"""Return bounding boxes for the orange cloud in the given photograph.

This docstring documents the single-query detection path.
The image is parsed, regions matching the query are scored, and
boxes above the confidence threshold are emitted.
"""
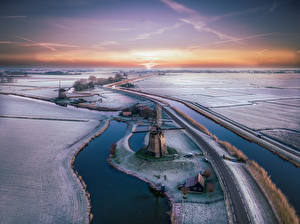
[0,47,299,68]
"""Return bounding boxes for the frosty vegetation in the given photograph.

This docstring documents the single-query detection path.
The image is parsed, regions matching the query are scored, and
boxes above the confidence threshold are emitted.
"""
[73,73,124,91]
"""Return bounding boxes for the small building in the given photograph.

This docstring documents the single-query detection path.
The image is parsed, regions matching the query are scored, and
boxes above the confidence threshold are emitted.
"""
[181,173,206,193]
[122,111,132,116]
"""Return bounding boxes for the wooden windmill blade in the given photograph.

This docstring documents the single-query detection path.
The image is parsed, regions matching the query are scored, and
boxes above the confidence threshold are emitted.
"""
[155,103,162,127]
[160,127,185,131]
[132,129,150,133]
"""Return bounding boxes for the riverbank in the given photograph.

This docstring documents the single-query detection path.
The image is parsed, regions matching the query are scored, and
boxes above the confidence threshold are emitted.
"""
[71,120,110,222]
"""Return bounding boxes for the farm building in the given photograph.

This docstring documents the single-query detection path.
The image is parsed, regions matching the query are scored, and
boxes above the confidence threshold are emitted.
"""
[180,173,206,193]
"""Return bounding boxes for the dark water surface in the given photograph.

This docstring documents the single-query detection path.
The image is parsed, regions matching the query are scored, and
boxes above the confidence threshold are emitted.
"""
[74,120,170,224]
[159,97,300,216]
[129,132,147,152]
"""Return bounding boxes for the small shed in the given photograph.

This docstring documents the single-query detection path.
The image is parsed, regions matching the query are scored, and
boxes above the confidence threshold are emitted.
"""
[122,111,132,116]
[183,173,205,193]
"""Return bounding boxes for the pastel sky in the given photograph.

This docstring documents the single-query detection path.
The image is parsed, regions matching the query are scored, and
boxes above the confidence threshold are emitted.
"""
[0,0,300,68]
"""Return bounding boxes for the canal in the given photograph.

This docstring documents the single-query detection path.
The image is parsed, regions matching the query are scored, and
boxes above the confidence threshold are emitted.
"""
[129,132,147,152]
[74,120,170,224]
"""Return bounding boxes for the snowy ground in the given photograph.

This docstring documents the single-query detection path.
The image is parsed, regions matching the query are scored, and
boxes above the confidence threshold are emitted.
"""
[0,94,110,120]
[0,73,146,111]
[90,87,146,110]
[0,94,108,223]
[172,201,227,224]
[0,69,142,100]
[111,122,228,224]
[133,72,300,149]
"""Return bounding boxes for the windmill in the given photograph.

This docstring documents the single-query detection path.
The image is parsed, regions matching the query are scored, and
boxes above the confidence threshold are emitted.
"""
[57,80,67,99]
[134,103,183,158]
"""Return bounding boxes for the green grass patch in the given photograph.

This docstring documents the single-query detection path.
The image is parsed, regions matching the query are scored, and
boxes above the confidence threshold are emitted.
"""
[135,147,178,161]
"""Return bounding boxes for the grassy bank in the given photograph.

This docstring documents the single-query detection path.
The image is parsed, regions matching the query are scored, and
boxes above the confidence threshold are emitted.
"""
[172,106,248,162]
[247,161,299,224]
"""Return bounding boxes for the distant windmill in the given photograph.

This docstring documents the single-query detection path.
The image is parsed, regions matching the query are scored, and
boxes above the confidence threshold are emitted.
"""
[57,80,67,99]
[134,103,183,158]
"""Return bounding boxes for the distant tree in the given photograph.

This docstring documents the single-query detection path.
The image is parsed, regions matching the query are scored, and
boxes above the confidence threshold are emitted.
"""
[140,106,155,119]
[114,73,123,81]
[88,75,97,83]
[73,79,94,91]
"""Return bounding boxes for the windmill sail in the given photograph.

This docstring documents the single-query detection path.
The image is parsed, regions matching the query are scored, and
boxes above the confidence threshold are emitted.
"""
[156,103,162,127]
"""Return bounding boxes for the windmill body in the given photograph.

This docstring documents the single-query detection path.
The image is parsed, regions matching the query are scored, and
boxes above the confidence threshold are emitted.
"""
[147,125,168,158]
[134,103,183,158]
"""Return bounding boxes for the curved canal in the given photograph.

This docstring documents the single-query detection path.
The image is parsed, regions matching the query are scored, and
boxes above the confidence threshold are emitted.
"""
[74,120,170,224]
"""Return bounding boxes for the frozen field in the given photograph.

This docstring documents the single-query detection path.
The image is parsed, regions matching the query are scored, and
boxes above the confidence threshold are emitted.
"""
[0,94,107,223]
[91,87,146,109]
[0,70,146,110]
[134,72,300,149]
[0,94,107,119]
[0,67,140,99]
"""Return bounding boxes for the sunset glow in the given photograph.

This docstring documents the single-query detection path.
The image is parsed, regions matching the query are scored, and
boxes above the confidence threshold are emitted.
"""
[0,0,299,68]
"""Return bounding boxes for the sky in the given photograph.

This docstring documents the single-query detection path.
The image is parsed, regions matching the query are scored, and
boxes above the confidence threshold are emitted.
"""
[0,0,300,68]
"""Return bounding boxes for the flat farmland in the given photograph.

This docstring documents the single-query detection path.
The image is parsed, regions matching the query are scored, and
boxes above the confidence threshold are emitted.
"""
[134,72,300,150]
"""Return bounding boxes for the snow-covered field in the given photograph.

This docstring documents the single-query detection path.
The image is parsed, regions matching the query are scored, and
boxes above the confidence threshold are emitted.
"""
[133,72,300,149]
[0,71,146,110]
[0,94,108,223]
[92,87,146,109]
[173,201,227,224]
[0,94,108,119]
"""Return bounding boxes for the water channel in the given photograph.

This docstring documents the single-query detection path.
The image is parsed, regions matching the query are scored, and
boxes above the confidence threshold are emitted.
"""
[74,120,170,224]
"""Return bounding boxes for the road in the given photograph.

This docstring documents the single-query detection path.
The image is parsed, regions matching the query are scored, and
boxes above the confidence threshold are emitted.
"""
[163,106,251,224]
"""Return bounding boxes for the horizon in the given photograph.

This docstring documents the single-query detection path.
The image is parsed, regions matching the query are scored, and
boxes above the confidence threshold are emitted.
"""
[1,0,300,68]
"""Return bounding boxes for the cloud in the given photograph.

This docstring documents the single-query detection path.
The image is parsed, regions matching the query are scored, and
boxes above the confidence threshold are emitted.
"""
[0,37,79,51]
[160,0,196,14]
[161,0,236,41]
[188,32,276,49]
[94,41,118,48]
[209,6,264,22]
[180,17,236,40]
[0,41,16,44]
[0,16,27,19]
[135,22,182,40]
[109,27,135,31]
